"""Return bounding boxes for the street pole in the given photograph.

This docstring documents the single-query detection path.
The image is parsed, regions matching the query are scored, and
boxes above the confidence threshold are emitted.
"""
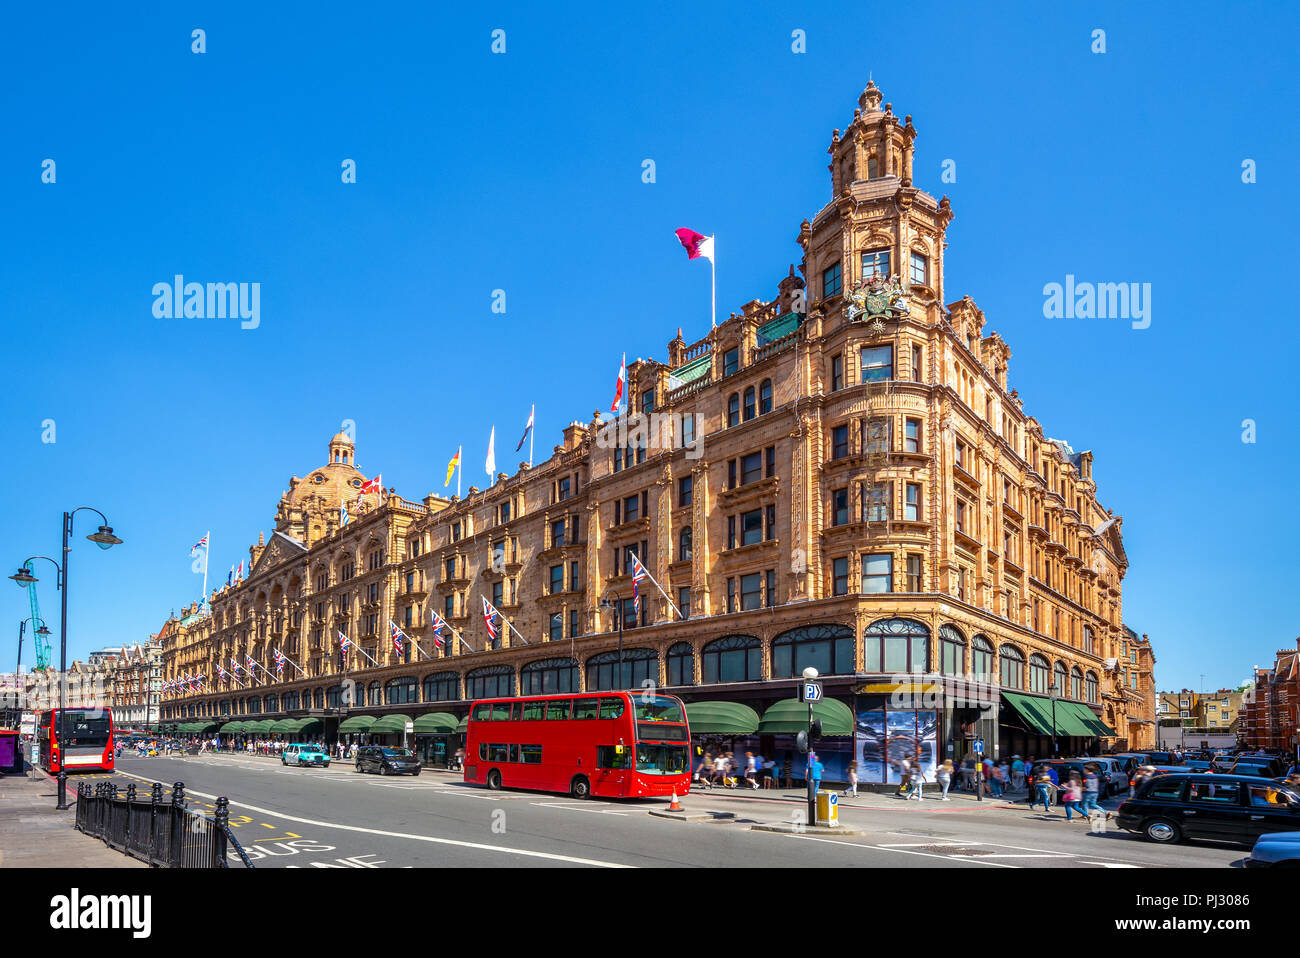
[57,511,70,810]
[617,601,624,689]
[1050,683,1059,758]
[807,697,815,826]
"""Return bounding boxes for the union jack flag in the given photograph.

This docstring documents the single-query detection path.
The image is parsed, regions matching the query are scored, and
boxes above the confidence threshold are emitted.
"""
[274,649,286,675]
[191,534,208,554]
[218,665,229,685]
[630,552,649,615]
[429,612,446,650]
[339,632,352,655]
[246,654,257,673]
[482,596,499,641]
[390,621,405,656]
[230,656,241,674]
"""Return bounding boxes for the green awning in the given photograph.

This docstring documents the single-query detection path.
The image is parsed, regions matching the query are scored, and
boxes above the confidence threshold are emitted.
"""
[1061,701,1117,737]
[369,714,413,735]
[413,712,458,734]
[245,720,275,734]
[684,701,760,735]
[219,721,246,734]
[337,714,377,733]
[757,698,854,736]
[1001,692,1054,735]
[1002,692,1097,737]
[191,721,219,734]
[455,715,469,734]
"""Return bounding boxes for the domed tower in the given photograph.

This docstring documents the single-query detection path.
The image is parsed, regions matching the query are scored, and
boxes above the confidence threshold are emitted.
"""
[274,433,368,545]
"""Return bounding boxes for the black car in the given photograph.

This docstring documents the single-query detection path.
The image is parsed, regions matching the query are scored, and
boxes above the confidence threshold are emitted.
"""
[1116,773,1300,845]
[1221,757,1287,779]
[355,746,421,776]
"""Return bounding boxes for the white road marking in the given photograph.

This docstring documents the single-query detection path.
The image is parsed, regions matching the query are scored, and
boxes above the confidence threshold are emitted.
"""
[532,802,629,817]
[785,834,1018,867]
[112,771,630,868]
[1081,862,1139,868]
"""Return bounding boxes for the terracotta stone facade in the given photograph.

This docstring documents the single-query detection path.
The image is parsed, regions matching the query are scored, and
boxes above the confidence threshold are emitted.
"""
[160,82,1154,767]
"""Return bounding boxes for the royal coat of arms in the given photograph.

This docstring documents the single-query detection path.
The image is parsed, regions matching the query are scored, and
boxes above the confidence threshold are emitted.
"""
[845,275,908,327]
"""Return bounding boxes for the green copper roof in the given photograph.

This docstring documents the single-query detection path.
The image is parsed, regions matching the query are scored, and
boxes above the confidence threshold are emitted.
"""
[670,352,712,385]
[757,311,800,344]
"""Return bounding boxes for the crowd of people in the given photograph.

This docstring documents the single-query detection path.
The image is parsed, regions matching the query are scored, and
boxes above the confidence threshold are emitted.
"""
[693,750,795,789]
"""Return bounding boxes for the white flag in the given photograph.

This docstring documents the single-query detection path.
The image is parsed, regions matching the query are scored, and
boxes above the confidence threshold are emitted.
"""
[485,425,496,480]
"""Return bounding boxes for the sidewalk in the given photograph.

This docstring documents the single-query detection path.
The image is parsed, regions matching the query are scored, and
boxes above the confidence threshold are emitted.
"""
[0,767,146,867]
[684,781,1126,815]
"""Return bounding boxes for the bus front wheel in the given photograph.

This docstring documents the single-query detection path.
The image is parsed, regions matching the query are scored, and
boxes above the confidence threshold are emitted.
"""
[487,769,502,790]
[570,775,591,799]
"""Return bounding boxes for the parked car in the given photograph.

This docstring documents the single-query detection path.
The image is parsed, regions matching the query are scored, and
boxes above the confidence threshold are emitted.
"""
[1111,754,1146,776]
[1221,757,1287,779]
[355,745,421,776]
[282,743,331,768]
[1245,831,1300,868]
[1061,757,1129,796]
[1116,773,1300,845]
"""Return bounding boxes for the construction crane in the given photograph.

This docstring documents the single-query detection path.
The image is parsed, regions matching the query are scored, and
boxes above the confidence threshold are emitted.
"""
[23,560,52,670]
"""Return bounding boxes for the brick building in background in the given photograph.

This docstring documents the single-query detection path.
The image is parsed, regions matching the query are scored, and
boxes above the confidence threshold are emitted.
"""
[161,81,1154,781]
[1243,640,1299,753]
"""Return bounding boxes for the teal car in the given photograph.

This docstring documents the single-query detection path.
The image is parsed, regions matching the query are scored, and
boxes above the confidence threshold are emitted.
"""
[282,743,331,768]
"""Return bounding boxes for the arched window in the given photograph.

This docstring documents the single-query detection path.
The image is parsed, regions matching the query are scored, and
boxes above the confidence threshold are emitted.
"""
[385,676,418,705]
[422,671,459,702]
[939,625,965,676]
[999,645,1026,689]
[325,685,345,708]
[971,634,994,682]
[701,635,761,684]
[1085,671,1099,704]
[247,697,261,714]
[367,681,382,707]
[466,665,514,700]
[771,624,854,678]
[727,393,740,427]
[586,648,657,691]
[1028,654,1050,694]
[521,657,579,695]
[867,156,878,179]
[679,526,692,562]
[863,618,929,673]
[666,642,694,686]
[759,379,773,415]
[743,387,756,421]
[1053,660,1069,697]
[1070,666,1084,701]
[263,694,278,713]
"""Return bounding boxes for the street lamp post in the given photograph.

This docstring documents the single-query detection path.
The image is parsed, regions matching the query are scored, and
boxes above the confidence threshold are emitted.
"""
[599,592,624,689]
[803,666,818,827]
[1049,681,1059,757]
[11,508,122,811]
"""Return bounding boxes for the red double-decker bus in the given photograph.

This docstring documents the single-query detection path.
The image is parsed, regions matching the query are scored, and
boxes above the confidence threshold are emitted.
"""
[464,691,690,799]
[38,707,115,773]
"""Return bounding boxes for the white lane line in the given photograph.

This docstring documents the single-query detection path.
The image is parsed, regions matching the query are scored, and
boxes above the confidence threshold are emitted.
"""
[878,842,969,847]
[532,802,629,817]
[1082,862,1140,868]
[967,853,1072,859]
[112,771,630,868]
[784,834,1018,867]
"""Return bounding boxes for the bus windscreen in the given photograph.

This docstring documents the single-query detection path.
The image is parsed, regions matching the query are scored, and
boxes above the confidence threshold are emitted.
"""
[59,711,111,747]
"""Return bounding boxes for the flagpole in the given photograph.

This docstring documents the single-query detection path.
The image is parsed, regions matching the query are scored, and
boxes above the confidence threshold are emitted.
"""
[711,245,716,329]
[277,649,308,678]
[201,531,210,608]
[529,404,534,469]
[636,557,685,620]
[480,593,530,646]
[458,445,462,499]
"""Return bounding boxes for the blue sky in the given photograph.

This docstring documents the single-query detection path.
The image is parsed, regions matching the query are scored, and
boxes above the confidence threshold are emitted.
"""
[1,2,1295,691]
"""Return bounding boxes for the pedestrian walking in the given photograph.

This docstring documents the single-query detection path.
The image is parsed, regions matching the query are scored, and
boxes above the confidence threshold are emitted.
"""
[1081,765,1102,816]
[843,760,859,798]
[713,751,728,787]
[782,756,793,789]
[1061,773,1085,822]
[744,751,760,789]
[1029,767,1056,814]
[809,752,824,793]
[909,759,926,801]
[937,758,953,800]
[895,754,913,797]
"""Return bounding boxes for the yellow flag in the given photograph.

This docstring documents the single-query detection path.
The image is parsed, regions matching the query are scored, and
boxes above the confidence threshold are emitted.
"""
[445,449,461,487]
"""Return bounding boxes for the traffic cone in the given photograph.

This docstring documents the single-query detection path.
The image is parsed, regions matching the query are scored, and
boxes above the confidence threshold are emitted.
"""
[668,789,682,811]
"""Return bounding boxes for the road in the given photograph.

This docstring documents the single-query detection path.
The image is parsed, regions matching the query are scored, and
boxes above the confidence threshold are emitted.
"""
[81,755,1247,869]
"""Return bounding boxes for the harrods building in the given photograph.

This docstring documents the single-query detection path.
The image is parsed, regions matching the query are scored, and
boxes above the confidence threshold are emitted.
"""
[160,82,1156,782]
